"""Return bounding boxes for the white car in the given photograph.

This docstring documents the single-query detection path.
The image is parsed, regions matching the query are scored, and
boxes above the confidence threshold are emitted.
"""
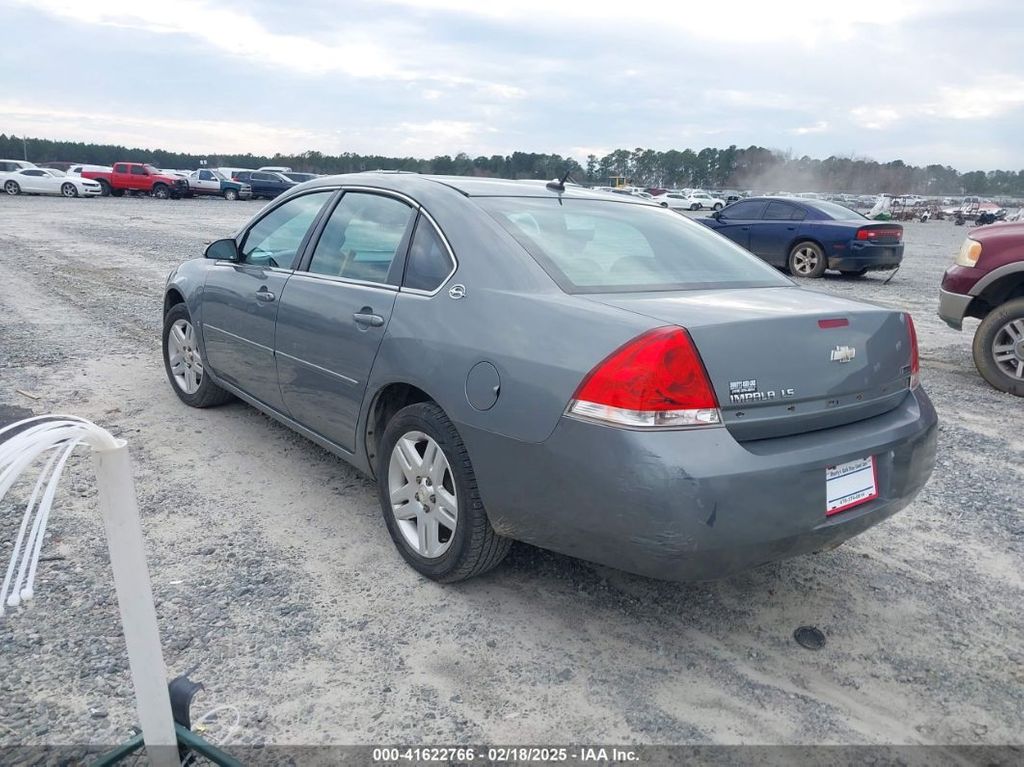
[2,168,102,197]
[681,192,725,211]
[653,191,698,210]
[66,163,113,177]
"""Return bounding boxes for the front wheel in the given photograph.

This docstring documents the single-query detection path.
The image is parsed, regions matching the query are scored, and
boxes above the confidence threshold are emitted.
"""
[788,241,827,278]
[223,188,239,201]
[4,180,20,195]
[162,303,234,407]
[61,183,79,198]
[973,297,1024,397]
[152,184,170,200]
[377,402,511,582]
[690,203,700,211]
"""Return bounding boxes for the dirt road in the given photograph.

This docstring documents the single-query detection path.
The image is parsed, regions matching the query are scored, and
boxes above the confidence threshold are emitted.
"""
[0,195,1021,749]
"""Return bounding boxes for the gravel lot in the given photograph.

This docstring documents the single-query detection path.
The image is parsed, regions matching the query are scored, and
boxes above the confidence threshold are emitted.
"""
[0,195,1021,753]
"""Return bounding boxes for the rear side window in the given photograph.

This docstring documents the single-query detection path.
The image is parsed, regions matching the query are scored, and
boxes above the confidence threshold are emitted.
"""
[476,198,790,293]
[403,217,454,292]
[307,193,415,284]
[763,201,805,221]
[114,164,128,173]
[130,165,146,176]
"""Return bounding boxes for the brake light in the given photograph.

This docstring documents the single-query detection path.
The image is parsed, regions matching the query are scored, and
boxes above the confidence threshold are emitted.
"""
[567,327,721,428]
[856,226,902,242]
[905,313,920,389]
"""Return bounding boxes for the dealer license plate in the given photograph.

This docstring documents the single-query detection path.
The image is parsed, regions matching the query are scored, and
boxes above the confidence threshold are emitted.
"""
[825,456,878,516]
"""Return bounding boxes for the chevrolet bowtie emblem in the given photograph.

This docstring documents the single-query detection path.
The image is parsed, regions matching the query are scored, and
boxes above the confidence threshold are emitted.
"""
[830,345,856,363]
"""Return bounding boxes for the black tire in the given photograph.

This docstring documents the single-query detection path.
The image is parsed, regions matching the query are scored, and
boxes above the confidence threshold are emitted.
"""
[787,241,827,278]
[162,303,234,407]
[97,180,111,197]
[61,183,78,198]
[377,402,511,582]
[690,203,700,211]
[152,183,170,199]
[972,297,1024,397]
[110,188,124,197]
[4,180,20,195]
[223,188,239,201]
[841,268,868,278]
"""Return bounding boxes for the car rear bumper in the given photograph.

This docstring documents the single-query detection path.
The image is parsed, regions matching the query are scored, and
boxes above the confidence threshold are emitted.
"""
[828,241,904,272]
[462,387,937,581]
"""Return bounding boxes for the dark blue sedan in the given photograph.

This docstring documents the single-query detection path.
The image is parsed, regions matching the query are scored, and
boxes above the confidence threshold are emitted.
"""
[699,197,903,278]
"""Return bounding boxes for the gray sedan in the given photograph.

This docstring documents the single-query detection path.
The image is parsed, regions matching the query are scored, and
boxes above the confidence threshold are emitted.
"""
[162,174,937,582]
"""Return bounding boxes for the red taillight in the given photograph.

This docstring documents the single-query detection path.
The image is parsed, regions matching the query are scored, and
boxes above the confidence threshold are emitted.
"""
[818,318,849,329]
[568,327,721,428]
[856,226,902,242]
[905,313,920,389]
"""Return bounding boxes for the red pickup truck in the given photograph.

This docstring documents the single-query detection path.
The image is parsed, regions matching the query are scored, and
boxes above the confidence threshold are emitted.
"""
[82,162,188,199]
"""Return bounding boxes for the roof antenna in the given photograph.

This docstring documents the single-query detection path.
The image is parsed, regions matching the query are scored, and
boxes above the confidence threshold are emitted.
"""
[546,168,574,193]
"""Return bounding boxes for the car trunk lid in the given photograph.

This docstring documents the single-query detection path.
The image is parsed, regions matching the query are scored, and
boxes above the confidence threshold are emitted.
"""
[585,287,913,441]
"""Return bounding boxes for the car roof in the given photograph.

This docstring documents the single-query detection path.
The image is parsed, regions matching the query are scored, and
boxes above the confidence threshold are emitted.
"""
[303,172,658,204]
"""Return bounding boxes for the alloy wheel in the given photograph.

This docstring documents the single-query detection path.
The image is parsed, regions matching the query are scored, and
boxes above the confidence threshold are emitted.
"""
[167,318,203,394]
[388,431,458,558]
[791,246,821,276]
[62,183,77,198]
[992,318,1024,381]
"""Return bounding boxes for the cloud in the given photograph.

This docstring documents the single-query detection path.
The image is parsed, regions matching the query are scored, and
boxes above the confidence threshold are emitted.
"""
[851,75,1024,129]
[792,121,829,135]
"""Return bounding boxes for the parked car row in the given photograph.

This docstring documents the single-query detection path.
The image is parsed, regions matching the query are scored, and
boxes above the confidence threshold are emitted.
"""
[1,159,324,201]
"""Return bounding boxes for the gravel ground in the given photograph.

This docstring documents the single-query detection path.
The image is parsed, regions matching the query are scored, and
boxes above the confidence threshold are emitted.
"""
[0,195,1021,753]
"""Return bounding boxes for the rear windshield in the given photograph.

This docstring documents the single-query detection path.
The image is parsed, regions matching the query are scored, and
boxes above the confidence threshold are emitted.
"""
[475,197,791,293]
[812,200,865,220]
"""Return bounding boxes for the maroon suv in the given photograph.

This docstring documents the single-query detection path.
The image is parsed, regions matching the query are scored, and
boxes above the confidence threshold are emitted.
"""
[939,221,1024,396]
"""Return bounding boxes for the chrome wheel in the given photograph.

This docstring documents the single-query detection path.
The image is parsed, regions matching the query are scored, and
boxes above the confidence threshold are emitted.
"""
[388,431,458,558]
[992,318,1024,381]
[167,318,203,394]
[791,245,821,276]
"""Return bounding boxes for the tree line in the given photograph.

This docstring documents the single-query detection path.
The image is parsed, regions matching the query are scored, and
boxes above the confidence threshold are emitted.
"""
[2,133,1021,197]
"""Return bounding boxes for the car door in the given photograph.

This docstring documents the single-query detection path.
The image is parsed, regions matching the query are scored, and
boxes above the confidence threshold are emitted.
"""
[18,169,48,193]
[201,190,335,410]
[129,164,150,191]
[195,169,219,194]
[709,200,764,250]
[748,201,806,265]
[274,190,417,452]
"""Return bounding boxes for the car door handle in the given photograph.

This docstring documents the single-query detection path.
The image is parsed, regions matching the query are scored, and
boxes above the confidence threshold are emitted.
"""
[353,311,384,327]
[255,288,275,302]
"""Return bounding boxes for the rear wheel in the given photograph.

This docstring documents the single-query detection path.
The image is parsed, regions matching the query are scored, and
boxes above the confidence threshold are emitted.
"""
[788,241,827,278]
[223,188,239,201]
[4,180,20,195]
[690,202,700,211]
[162,303,234,407]
[712,203,723,211]
[377,402,511,582]
[97,180,111,197]
[152,184,170,199]
[61,183,78,198]
[973,297,1024,397]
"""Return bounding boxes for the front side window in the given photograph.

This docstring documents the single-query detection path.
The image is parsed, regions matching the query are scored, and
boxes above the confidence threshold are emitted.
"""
[477,197,790,293]
[404,217,454,292]
[199,170,214,181]
[307,193,415,284]
[240,191,333,268]
[721,200,765,219]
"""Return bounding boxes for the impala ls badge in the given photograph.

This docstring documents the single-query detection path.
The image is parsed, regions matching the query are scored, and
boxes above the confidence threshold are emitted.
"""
[830,345,856,363]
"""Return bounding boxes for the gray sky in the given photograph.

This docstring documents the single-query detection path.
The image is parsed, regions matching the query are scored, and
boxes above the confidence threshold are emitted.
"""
[2,0,1021,170]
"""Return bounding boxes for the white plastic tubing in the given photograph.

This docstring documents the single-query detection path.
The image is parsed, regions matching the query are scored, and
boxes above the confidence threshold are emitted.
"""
[0,415,179,766]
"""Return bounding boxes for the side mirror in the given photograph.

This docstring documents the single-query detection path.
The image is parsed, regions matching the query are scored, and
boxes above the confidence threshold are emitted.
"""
[205,238,240,262]
[710,210,722,220]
